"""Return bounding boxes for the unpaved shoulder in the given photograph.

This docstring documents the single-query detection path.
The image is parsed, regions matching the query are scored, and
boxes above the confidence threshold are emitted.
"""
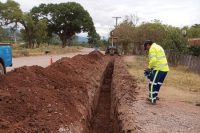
[133,86,200,133]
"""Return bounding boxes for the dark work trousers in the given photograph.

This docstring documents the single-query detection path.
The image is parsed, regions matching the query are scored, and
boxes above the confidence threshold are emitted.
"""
[149,70,168,103]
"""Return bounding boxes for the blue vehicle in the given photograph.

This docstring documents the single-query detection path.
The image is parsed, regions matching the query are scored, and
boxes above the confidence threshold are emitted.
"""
[0,43,12,74]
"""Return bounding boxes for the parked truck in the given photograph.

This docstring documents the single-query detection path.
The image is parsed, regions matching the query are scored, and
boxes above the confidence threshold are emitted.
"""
[0,43,12,74]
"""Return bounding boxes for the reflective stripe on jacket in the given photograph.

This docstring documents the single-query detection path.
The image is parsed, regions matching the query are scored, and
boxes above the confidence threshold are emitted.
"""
[148,43,169,72]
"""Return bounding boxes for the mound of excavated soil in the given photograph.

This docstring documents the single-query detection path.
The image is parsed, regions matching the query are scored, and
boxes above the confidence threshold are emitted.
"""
[111,57,137,132]
[0,51,110,132]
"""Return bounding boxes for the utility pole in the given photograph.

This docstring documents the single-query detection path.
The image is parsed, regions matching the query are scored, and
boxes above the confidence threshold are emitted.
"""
[111,31,114,47]
[111,17,121,47]
[112,17,121,27]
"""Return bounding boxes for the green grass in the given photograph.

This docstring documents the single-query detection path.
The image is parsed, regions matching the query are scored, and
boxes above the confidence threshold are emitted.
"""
[12,44,83,57]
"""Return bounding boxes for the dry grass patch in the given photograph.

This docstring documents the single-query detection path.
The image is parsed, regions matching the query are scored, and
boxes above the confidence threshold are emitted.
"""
[12,44,83,57]
[124,55,200,104]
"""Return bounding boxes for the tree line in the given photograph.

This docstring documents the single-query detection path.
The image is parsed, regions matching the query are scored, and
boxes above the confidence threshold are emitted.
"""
[0,0,100,48]
[112,16,200,56]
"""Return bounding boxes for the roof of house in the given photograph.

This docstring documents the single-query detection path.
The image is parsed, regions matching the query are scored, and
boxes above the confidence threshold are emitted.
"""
[188,38,200,46]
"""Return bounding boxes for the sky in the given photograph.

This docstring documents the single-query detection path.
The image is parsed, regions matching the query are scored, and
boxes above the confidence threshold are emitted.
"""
[1,0,200,37]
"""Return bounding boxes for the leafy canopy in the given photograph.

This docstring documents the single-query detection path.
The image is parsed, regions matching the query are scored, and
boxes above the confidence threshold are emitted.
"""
[31,2,96,47]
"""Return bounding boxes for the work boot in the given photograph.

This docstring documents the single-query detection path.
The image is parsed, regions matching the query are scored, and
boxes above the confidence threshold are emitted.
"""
[146,97,158,101]
[146,98,156,105]
[150,99,156,105]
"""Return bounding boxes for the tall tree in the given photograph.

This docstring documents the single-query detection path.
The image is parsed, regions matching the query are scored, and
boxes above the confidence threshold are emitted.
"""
[161,26,187,53]
[113,21,135,54]
[0,0,22,43]
[0,0,23,26]
[0,0,48,48]
[20,13,48,48]
[134,22,166,44]
[31,2,95,47]
[111,18,189,54]
[187,24,200,38]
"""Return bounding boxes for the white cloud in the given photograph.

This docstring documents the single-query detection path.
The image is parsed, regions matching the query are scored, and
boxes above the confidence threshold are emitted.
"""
[1,0,200,37]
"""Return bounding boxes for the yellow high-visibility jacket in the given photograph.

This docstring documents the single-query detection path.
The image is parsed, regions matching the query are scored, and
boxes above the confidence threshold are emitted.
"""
[148,43,169,72]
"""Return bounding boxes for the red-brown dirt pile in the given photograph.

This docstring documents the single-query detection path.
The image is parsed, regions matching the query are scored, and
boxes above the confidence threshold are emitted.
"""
[0,51,110,132]
[111,57,137,132]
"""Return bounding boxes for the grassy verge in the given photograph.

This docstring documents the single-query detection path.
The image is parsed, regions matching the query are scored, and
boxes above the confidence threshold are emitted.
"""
[124,55,200,104]
[125,55,200,92]
[124,56,147,84]
[12,44,84,57]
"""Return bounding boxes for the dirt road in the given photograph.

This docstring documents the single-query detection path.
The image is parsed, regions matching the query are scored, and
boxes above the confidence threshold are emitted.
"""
[133,87,200,133]
[123,56,200,133]
[7,48,95,72]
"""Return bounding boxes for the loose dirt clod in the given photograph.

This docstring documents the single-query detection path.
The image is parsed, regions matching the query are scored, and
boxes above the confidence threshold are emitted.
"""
[196,103,200,106]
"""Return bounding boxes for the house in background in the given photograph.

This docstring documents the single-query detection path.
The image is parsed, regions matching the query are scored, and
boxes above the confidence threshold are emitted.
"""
[188,38,200,47]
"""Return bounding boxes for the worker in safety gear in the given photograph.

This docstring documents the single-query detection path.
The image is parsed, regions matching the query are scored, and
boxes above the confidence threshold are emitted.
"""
[144,40,169,104]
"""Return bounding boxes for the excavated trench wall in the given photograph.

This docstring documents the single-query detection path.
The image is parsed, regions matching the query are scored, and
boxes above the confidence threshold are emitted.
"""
[111,57,137,133]
[90,57,138,133]
[90,58,115,133]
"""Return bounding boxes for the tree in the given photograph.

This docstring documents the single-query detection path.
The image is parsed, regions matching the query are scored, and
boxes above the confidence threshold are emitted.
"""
[20,13,48,48]
[0,0,22,43]
[88,30,100,46]
[113,20,135,54]
[48,34,62,45]
[113,19,168,54]
[98,39,108,49]
[20,13,35,48]
[188,46,200,56]
[161,26,187,53]
[134,22,166,44]
[34,20,48,47]
[31,2,95,47]
[0,26,12,42]
[0,0,48,48]
[0,0,23,26]
[187,24,200,38]
[183,24,200,56]
[111,18,189,54]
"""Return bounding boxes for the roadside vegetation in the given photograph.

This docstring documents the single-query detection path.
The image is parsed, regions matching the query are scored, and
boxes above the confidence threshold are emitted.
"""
[0,0,106,50]
[12,44,83,57]
[111,16,200,56]
[0,0,109,58]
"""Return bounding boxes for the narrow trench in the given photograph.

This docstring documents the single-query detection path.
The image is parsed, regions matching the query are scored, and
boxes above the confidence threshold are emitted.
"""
[91,61,114,133]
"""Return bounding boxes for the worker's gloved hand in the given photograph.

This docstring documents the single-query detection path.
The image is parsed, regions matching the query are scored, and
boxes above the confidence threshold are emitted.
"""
[144,69,152,79]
